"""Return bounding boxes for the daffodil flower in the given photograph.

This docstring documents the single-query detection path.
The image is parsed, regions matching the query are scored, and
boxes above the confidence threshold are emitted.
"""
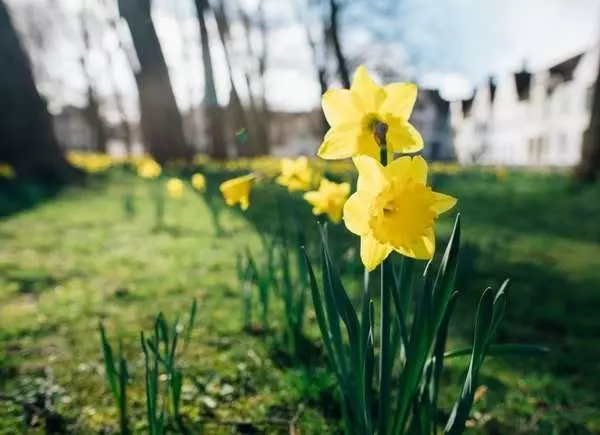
[191,173,206,192]
[343,155,456,270]
[318,65,423,160]
[219,174,255,210]
[137,160,162,179]
[303,178,351,224]
[276,156,315,192]
[166,178,185,198]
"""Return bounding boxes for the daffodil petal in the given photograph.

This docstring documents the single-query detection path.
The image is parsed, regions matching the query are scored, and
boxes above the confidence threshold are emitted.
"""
[431,192,457,215]
[343,192,371,236]
[303,191,322,206]
[322,89,362,127]
[409,155,428,184]
[380,83,418,120]
[318,124,361,160]
[382,155,412,182]
[394,228,435,260]
[328,208,343,224]
[386,122,424,153]
[356,131,381,160]
[353,156,386,193]
[351,65,385,113]
[360,234,392,271]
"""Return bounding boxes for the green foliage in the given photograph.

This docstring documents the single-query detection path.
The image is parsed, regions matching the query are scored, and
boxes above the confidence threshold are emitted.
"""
[305,216,549,435]
[99,299,198,434]
[1,169,599,433]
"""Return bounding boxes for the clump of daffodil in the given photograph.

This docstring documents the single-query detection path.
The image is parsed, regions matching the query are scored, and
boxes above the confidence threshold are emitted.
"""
[343,155,457,271]
[276,156,315,192]
[219,174,255,210]
[191,173,206,192]
[166,178,185,199]
[304,179,350,224]
[137,160,162,179]
[318,65,423,161]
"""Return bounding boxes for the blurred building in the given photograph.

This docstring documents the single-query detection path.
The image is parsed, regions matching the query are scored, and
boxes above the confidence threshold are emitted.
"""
[269,92,454,160]
[269,109,323,156]
[411,89,454,161]
[451,45,599,166]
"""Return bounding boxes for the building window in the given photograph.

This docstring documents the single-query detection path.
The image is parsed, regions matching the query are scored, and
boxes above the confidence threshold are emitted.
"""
[586,86,595,111]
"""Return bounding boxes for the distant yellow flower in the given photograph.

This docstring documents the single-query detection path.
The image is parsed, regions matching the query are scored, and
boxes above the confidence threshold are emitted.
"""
[219,174,255,210]
[138,160,161,179]
[304,179,350,224]
[276,156,314,192]
[166,178,185,198]
[343,155,457,271]
[191,173,206,192]
[496,167,508,182]
[318,65,423,161]
[0,163,15,179]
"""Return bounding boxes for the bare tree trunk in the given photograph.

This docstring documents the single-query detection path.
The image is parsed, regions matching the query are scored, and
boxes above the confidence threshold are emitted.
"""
[295,0,329,135]
[255,0,270,155]
[79,9,108,154]
[575,52,600,182]
[99,0,133,156]
[213,0,253,157]
[118,0,191,164]
[328,0,350,88]
[193,0,228,159]
[0,0,80,183]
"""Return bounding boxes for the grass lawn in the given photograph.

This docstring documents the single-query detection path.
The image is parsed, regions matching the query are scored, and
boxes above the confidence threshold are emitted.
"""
[0,167,599,434]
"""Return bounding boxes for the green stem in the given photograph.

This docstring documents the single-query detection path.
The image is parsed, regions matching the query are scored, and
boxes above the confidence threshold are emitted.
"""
[377,131,393,435]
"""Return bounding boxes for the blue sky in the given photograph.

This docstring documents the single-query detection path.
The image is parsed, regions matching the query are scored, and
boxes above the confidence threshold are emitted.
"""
[400,0,600,97]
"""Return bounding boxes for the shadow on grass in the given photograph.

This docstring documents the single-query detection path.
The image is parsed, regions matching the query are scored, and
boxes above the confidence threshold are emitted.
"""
[0,179,64,219]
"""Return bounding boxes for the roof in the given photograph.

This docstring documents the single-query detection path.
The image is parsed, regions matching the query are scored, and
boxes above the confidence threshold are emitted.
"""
[514,70,532,101]
[549,53,584,81]
[488,77,497,103]
[461,96,474,117]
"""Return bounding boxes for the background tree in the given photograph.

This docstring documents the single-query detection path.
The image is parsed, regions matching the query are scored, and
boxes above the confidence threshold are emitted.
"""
[0,0,79,183]
[79,7,108,154]
[193,0,228,159]
[118,0,191,164]
[575,53,600,182]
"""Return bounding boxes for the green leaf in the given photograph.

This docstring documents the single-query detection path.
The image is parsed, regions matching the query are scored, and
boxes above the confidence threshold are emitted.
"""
[98,322,120,406]
[182,298,198,352]
[432,215,461,337]
[442,343,550,359]
[430,291,458,434]
[393,264,434,435]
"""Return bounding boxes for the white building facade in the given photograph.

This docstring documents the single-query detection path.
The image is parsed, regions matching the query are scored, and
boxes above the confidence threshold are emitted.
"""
[451,45,599,166]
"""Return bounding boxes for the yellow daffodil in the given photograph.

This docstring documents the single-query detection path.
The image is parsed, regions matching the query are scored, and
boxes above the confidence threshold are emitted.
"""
[219,174,255,210]
[0,163,15,179]
[276,156,314,192]
[318,65,423,161]
[191,173,206,192]
[304,178,351,224]
[343,155,456,270]
[166,178,185,198]
[138,160,162,179]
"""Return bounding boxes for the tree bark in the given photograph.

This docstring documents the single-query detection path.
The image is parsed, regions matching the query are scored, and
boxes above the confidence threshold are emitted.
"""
[0,0,80,183]
[575,52,600,182]
[118,0,192,164]
[193,0,228,159]
[328,0,351,88]
[79,9,108,154]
